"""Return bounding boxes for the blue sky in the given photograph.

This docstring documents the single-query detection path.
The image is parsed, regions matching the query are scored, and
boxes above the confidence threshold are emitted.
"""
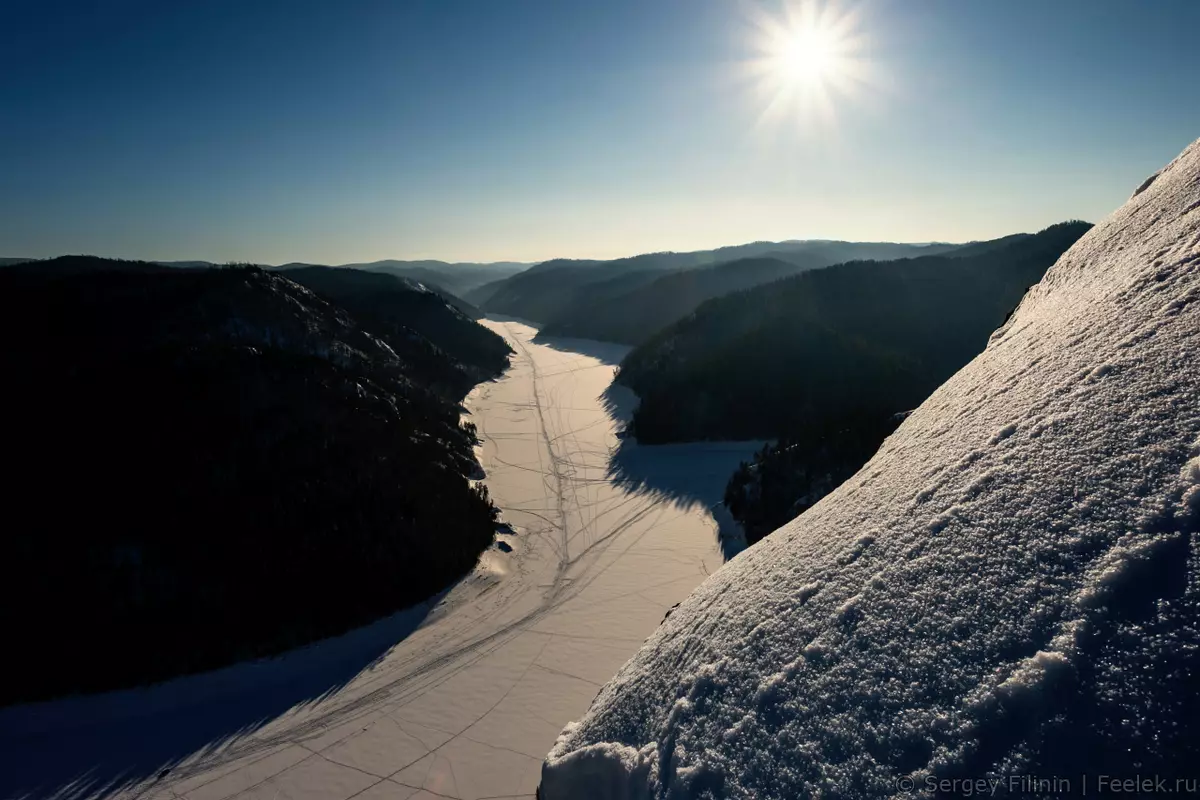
[2,0,1197,264]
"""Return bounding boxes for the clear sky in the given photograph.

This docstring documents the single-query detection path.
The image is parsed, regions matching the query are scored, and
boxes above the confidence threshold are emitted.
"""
[2,0,1198,265]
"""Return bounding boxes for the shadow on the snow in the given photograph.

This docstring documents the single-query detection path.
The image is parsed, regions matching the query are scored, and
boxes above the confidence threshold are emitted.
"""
[531,331,631,365]
[0,593,446,800]
[531,337,766,563]
[605,437,766,561]
[600,381,638,426]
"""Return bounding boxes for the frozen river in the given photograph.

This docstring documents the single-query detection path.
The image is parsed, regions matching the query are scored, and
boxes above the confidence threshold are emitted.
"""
[0,319,761,800]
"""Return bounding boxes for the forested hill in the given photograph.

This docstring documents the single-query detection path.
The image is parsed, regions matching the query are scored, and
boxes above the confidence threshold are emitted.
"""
[619,220,1092,444]
[534,256,812,344]
[280,261,489,319]
[668,223,1089,545]
[474,240,960,338]
[280,265,511,387]
[0,257,505,703]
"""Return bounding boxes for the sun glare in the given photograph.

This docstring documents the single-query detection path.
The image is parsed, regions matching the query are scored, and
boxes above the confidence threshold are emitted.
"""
[778,27,840,83]
[742,0,874,133]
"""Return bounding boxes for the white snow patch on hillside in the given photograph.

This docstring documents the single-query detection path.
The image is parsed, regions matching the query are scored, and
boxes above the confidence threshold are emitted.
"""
[541,138,1200,799]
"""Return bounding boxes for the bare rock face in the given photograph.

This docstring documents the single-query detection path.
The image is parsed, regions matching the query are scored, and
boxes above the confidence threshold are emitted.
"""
[541,138,1200,799]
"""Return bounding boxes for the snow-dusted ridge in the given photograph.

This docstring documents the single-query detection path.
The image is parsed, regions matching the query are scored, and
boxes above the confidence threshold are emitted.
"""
[541,138,1200,798]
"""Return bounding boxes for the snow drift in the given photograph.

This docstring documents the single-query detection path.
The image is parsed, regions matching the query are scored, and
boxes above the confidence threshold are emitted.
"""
[541,138,1200,798]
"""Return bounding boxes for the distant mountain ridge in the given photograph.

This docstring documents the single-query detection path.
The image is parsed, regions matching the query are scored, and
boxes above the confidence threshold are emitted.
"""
[350,260,531,296]
[1,256,533,297]
[3,236,1077,353]
[475,239,963,344]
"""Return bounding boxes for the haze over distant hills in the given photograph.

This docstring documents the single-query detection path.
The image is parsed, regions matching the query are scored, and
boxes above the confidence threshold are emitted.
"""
[348,260,531,297]
[0,235,1062,349]
[471,240,964,345]
[1,256,532,298]
[2,232,1101,361]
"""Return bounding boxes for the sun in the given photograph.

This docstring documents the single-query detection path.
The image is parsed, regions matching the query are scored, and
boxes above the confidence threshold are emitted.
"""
[741,0,874,132]
[777,27,840,84]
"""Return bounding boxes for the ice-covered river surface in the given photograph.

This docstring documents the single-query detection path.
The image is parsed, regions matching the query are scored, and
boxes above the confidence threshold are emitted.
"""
[1,319,761,800]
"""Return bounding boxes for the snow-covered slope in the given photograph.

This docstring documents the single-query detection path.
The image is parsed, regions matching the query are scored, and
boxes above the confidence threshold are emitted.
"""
[541,138,1200,798]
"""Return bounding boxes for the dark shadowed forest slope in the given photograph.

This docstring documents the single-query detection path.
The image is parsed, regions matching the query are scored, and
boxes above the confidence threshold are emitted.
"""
[620,221,1091,444]
[477,240,960,338]
[537,257,802,344]
[0,257,503,704]
[262,259,530,298]
[275,262,487,319]
[724,414,907,546]
[617,222,1090,543]
[279,265,511,384]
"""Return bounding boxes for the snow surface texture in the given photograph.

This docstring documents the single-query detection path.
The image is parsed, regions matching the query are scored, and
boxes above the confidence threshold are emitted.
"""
[542,139,1200,799]
[0,321,760,800]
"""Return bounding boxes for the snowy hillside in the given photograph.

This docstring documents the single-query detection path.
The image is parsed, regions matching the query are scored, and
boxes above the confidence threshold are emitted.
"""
[541,138,1200,798]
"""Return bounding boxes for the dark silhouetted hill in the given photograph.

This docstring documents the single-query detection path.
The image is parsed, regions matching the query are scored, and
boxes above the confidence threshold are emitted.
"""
[155,260,217,268]
[616,222,1091,543]
[8,256,531,296]
[279,265,510,384]
[274,262,485,319]
[619,222,1090,443]
[0,257,502,704]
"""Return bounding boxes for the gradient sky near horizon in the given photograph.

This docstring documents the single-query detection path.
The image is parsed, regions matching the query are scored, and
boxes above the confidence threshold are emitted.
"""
[3,0,1198,265]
